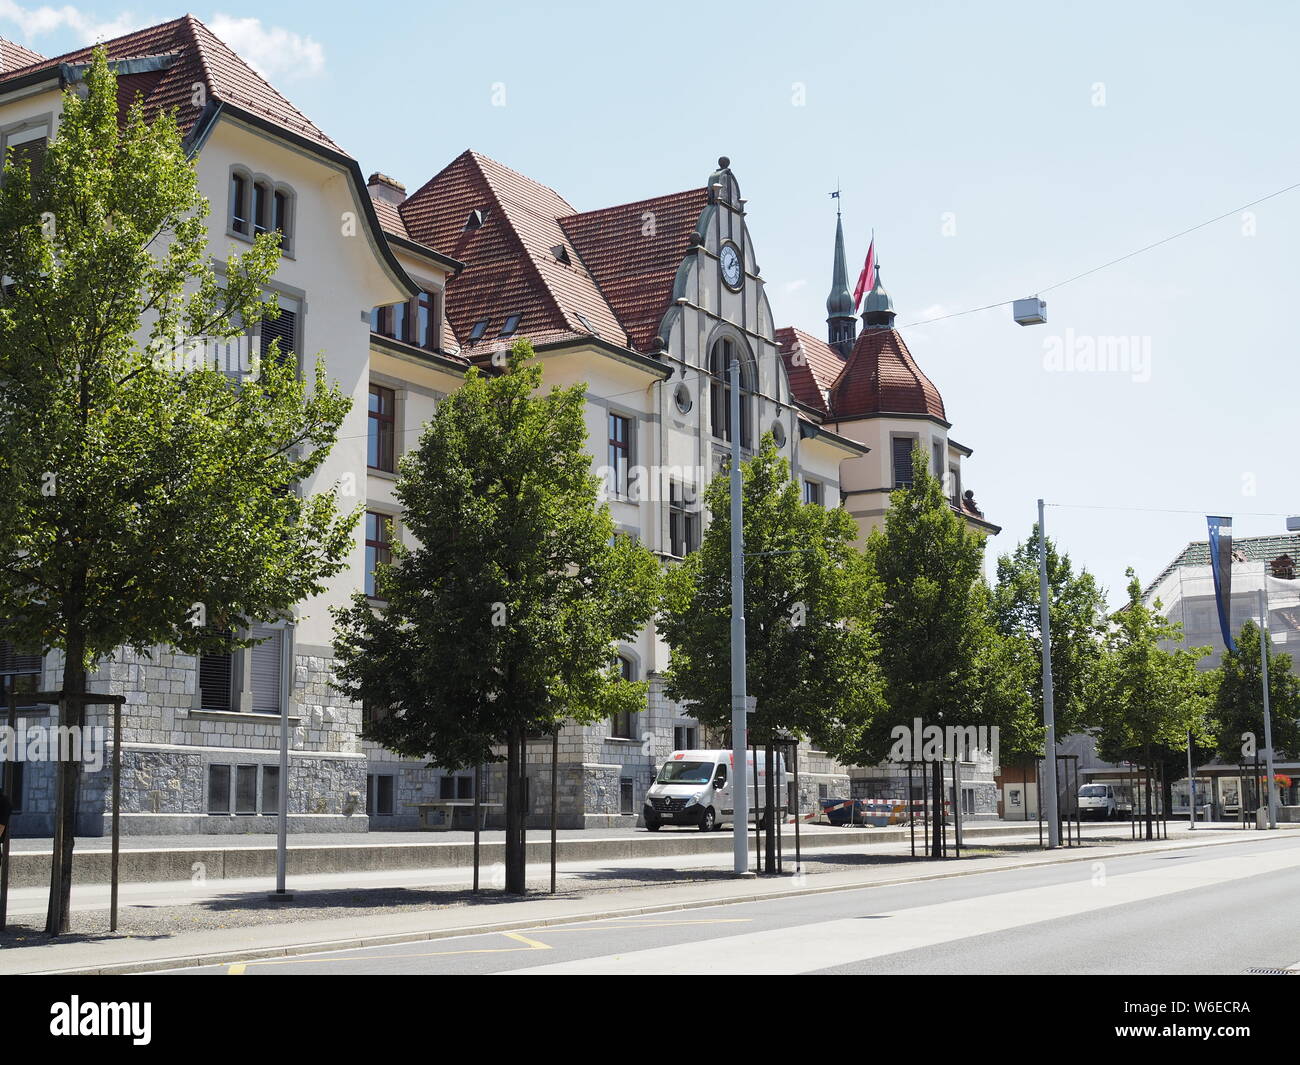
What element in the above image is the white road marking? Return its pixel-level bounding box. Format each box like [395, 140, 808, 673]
[504, 843, 1300, 974]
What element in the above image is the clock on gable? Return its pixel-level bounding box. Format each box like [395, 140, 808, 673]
[719, 241, 743, 290]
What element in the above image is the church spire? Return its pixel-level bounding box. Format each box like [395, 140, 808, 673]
[826, 197, 857, 358]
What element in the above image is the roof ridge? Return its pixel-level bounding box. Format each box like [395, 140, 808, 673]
[185, 14, 342, 154]
[466, 152, 581, 343]
[469, 150, 577, 214]
[472, 153, 623, 343]
[560, 186, 706, 221]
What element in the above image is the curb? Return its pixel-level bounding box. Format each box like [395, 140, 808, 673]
[30, 829, 1258, 976]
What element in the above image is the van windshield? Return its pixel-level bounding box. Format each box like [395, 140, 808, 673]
[1079, 785, 1108, 797]
[657, 761, 715, 785]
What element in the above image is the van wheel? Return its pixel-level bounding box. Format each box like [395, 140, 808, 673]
[645, 819, 661, 832]
[698, 807, 715, 832]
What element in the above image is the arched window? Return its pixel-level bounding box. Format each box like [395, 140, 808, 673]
[610, 654, 638, 739]
[709, 337, 753, 447]
[229, 166, 295, 255]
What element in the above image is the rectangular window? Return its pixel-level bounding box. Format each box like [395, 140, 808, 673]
[198, 648, 233, 712]
[610, 655, 637, 739]
[669, 482, 700, 556]
[932, 440, 943, 477]
[457, 775, 474, 800]
[235, 765, 258, 814]
[365, 512, 393, 599]
[230, 173, 249, 234]
[273, 190, 288, 236]
[5, 127, 48, 181]
[673, 725, 698, 751]
[416, 291, 439, 350]
[0, 638, 42, 707]
[260, 305, 297, 365]
[262, 765, 280, 815]
[207, 765, 231, 814]
[248, 625, 282, 714]
[803, 479, 823, 506]
[620, 779, 635, 815]
[367, 774, 394, 816]
[390, 299, 409, 344]
[252, 181, 270, 235]
[892, 437, 916, 489]
[607, 413, 631, 497]
[368, 384, 396, 472]
[948, 466, 960, 507]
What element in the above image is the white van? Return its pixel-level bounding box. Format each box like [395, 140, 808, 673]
[644, 749, 787, 831]
[1078, 783, 1133, 821]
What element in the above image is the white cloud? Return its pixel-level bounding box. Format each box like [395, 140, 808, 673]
[0, 1, 143, 43]
[208, 14, 324, 80]
[783, 279, 807, 294]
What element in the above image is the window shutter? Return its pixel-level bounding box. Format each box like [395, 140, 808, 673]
[198, 652, 233, 711]
[892, 437, 915, 488]
[249, 626, 282, 713]
[260, 307, 297, 363]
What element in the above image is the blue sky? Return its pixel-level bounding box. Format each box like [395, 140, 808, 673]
[6, 0, 1298, 605]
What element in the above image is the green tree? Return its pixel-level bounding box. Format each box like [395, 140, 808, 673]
[332, 341, 660, 894]
[0, 51, 356, 933]
[992, 527, 1109, 767]
[1211, 619, 1300, 764]
[1093, 571, 1210, 838]
[845, 448, 1019, 857]
[658, 434, 882, 862]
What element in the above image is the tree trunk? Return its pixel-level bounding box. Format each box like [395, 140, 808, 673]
[505, 727, 526, 894]
[45, 632, 86, 935]
[931, 759, 944, 858]
[763, 742, 776, 873]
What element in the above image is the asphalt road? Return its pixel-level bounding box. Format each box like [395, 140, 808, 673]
[165, 833, 1300, 976]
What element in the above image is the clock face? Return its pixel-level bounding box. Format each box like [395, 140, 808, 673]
[720, 243, 743, 289]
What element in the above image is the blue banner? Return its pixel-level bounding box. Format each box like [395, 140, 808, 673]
[1207, 516, 1236, 653]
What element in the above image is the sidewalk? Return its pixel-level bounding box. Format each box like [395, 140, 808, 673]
[1, 822, 1284, 976]
[0, 819, 1046, 887]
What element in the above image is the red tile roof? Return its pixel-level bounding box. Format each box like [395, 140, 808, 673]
[369, 192, 409, 240]
[1, 38, 43, 72]
[559, 188, 709, 353]
[400, 151, 710, 357]
[401, 150, 631, 352]
[775, 326, 848, 415]
[0, 15, 343, 155]
[831, 328, 947, 421]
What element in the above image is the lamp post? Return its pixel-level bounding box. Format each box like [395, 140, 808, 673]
[729, 357, 751, 876]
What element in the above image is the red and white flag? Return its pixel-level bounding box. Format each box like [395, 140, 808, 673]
[853, 236, 875, 310]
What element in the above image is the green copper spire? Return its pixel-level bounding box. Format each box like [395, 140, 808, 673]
[826, 204, 857, 357]
[861, 263, 896, 330]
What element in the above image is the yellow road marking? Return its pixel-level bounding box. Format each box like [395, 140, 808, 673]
[501, 931, 552, 949]
[213, 917, 748, 971]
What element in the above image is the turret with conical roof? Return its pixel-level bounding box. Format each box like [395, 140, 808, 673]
[861, 263, 895, 329]
[826, 209, 857, 358]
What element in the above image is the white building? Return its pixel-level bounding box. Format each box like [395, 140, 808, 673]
[0, 19, 1000, 833]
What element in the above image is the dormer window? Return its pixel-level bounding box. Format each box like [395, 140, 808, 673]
[500, 314, 521, 337]
[464, 208, 490, 230]
[551, 244, 571, 265]
[468, 319, 489, 342]
[575, 312, 599, 337]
